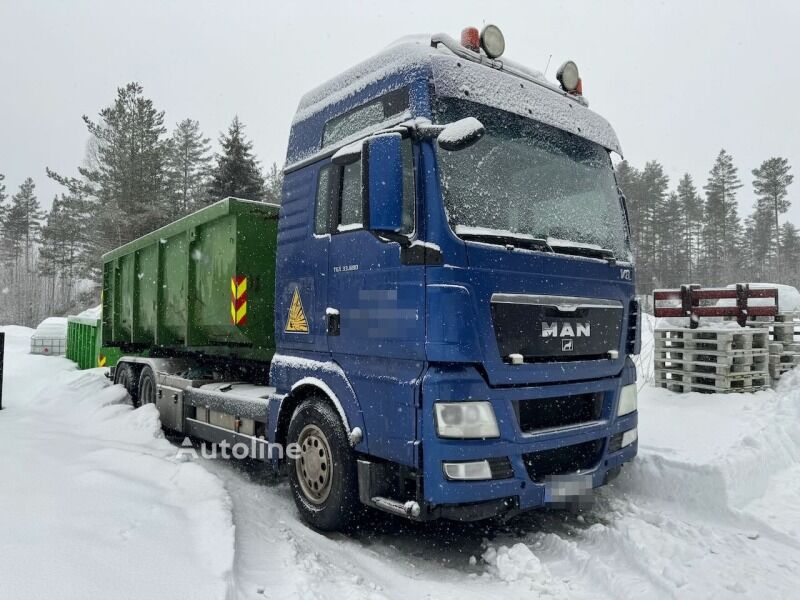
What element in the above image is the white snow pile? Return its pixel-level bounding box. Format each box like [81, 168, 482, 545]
[717, 283, 800, 313]
[74, 304, 103, 322]
[481, 543, 548, 584]
[31, 316, 68, 339]
[0, 326, 234, 600]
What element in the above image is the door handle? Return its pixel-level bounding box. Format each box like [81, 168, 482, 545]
[326, 309, 340, 336]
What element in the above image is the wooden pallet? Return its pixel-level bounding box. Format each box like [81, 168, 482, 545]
[655, 355, 768, 375]
[654, 368, 769, 392]
[654, 328, 769, 353]
[657, 380, 770, 394]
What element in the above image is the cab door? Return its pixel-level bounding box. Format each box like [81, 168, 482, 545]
[325, 139, 425, 466]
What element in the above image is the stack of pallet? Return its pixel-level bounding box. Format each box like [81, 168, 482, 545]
[654, 326, 770, 393]
[765, 315, 800, 384]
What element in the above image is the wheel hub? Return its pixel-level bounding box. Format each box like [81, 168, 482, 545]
[296, 424, 333, 504]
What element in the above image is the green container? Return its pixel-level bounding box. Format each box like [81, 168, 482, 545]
[66, 315, 122, 369]
[101, 198, 279, 363]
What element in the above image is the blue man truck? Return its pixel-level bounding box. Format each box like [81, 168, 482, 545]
[104, 26, 640, 531]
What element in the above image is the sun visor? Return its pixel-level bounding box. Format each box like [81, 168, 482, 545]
[431, 54, 622, 156]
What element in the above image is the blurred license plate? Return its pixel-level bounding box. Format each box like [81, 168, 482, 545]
[544, 473, 593, 503]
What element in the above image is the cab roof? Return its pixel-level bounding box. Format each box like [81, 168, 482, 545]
[286, 33, 622, 169]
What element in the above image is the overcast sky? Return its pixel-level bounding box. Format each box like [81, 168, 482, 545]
[2, 0, 799, 224]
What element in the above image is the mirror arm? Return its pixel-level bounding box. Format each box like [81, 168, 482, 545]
[412, 123, 446, 141]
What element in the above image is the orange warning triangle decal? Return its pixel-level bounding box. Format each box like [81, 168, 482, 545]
[285, 287, 309, 333]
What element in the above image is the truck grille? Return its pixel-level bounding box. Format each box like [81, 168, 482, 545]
[522, 439, 604, 482]
[491, 294, 623, 362]
[515, 392, 604, 433]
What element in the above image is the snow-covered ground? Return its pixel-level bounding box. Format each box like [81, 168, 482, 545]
[1, 322, 800, 599]
[0, 326, 234, 600]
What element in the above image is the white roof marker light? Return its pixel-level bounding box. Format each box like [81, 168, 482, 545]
[480, 24, 505, 58]
[556, 60, 583, 95]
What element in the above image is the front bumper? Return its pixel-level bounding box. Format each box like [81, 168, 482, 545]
[420, 361, 638, 516]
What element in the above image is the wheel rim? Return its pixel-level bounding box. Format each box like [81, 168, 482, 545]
[140, 374, 155, 405]
[295, 424, 334, 505]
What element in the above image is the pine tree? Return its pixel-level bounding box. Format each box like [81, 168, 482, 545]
[702, 149, 743, 285]
[0, 174, 7, 237]
[2, 178, 44, 271]
[208, 117, 265, 201]
[39, 192, 88, 312]
[165, 118, 212, 216]
[263, 162, 284, 205]
[659, 191, 687, 286]
[638, 161, 669, 293]
[676, 174, 703, 283]
[779, 222, 800, 287]
[79, 82, 169, 255]
[752, 157, 793, 280]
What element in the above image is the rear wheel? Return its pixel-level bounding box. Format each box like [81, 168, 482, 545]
[287, 397, 360, 531]
[114, 362, 140, 406]
[138, 366, 157, 407]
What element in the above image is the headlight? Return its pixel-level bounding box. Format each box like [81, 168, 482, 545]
[617, 384, 637, 417]
[435, 401, 500, 439]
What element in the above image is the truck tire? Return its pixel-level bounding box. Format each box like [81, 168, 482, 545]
[137, 366, 157, 407]
[287, 397, 360, 531]
[114, 362, 140, 407]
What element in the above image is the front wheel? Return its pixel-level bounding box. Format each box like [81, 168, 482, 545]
[287, 397, 360, 531]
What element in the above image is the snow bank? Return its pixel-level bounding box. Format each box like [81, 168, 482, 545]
[0, 326, 235, 600]
[31, 316, 68, 338]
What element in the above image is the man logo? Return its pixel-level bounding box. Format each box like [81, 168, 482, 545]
[562, 339, 574, 352]
[541, 322, 591, 337]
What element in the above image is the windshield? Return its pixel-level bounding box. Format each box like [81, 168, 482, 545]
[435, 98, 631, 259]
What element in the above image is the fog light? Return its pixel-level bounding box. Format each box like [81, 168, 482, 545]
[617, 384, 637, 416]
[621, 428, 638, 448]
[443, 460, 493, 481]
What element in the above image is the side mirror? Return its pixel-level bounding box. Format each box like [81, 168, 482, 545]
[362, 133, 404, 233]
[437, 117, 485, 151]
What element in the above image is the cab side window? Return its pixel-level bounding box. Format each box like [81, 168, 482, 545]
[314, 166, 331, 234]
[338, 160, 363, 230]
[333, 138, 415, 234]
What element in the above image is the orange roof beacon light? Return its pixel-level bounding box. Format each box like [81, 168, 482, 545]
[460, 26, 480, 52]
[556, 60, 582, 95]
[479, 24, 505, 58]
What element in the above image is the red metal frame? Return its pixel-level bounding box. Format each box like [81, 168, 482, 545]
[654, 284, 778, 328]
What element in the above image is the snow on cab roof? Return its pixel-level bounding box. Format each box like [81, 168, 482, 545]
[293, 33, 621, 155]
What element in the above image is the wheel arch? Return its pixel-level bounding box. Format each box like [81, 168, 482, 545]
[275, 377, 362, 451]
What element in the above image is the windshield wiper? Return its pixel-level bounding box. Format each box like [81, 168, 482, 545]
[546, 238, 616, 261]
[457, 230, 553, 253]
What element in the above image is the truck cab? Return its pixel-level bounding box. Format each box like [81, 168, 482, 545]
[270, 28, 639, 527]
